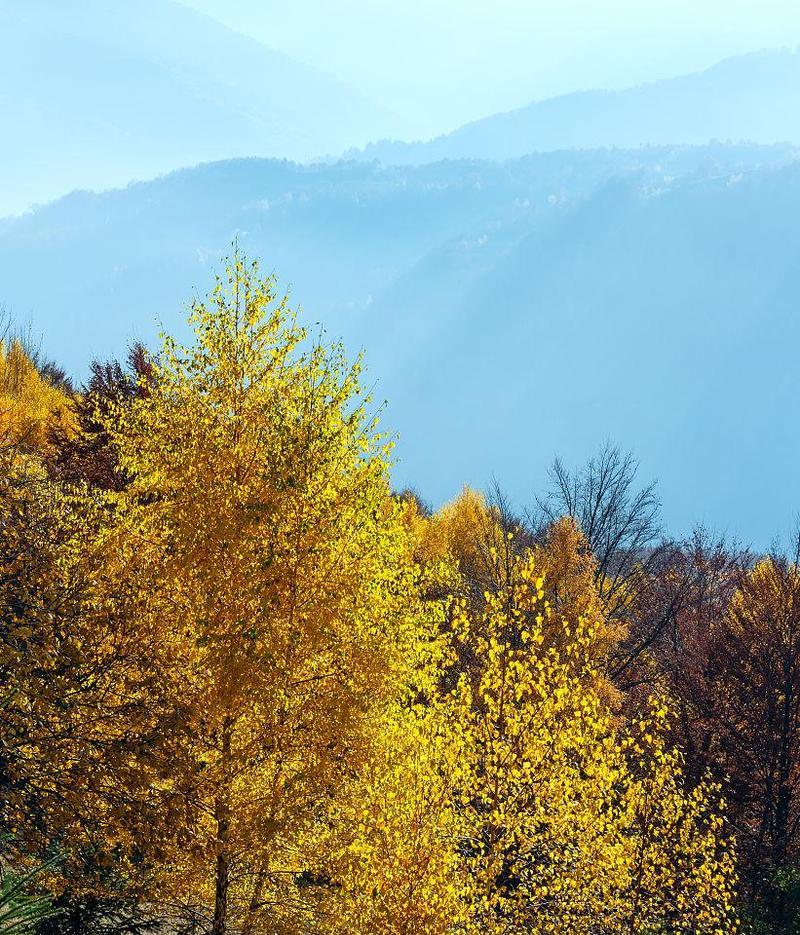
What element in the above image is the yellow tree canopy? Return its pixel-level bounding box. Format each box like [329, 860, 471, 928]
[329, 550, 738, 935]
[448, 552, 737, 934]
[89, 254, 418, 934]
[530, 516, 626, 704]
[0, 340, 75, 455]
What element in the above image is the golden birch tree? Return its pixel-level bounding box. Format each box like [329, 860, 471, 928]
[91, 253, 415, 934]
[328, 542, 738, 935]
[449, 550, 738, 934]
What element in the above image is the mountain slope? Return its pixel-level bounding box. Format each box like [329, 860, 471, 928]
[354, 49, 800, 164]
[0, 145, 798, 543]
[376, 167, 800, 545]
[0, 0, 400, 215]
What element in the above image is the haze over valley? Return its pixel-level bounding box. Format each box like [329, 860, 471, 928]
[3, 0, 800, 546]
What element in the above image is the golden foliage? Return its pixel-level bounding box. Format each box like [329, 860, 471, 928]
[87, 254, 417, 932]
[0, 449, 163, 896]
[0, 341, 74, 455]
[530, 516, 626, 705]
[0, 258, 740, 935]
[420, 487, 499, 567]
[332, 551, 738, 935]
[320, 700, 465, 935]
[448, 554, 737, 933]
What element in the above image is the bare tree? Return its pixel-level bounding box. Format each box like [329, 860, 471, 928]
[532, 443, 697, 688]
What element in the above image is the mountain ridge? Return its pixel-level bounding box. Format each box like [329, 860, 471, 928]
[349, 48, 800, 164]
[1, 143, 798, 543]
[0, 0, 402, 215]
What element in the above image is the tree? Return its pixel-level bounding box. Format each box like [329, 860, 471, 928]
[0, 447, 173, 929]
[444, 549, 737, 934]
[328, 543, 737, 934]
[0, 333, 166, 928]
[0, 340, 75, 456]
[535, 444, 699, 690]
[311, 546, 466, 935]
[90, 254, 416, 934]
[318, 697, 465, 935]
[48, 344, 152, 490]
[417, 487, 517, 600]
[416, 489, 624, 703]
[669, 534, 800, 933]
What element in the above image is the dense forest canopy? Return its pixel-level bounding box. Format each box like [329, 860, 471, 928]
[1, 254, 798, 933]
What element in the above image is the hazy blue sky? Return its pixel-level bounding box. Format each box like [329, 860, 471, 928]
[180, 0, 800, 134]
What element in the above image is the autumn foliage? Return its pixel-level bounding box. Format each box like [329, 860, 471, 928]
[4, 251, 787, 934]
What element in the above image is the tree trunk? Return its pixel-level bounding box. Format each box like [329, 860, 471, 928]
[212, 844, 230, 935]
[212, 719, 233, 935]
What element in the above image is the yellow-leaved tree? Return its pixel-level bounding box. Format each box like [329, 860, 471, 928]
[415, 486, 521, 605]
[0, 340, 74, 455]
[449, 550, 737, 934]
[318, 695, 465, 935]
[327, 544, 738, 935]
[91, 254, 416, 934]
[312, 549, 465, 935]
[0, 446, 167, 911]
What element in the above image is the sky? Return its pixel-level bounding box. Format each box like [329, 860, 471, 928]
[180, 0, 800, 135]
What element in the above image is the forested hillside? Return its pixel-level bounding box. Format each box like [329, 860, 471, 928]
[2, 255, 800, 933]
[1, 144, 799, 543]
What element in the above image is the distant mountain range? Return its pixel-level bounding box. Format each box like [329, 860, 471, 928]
[5, 2, 800, 220]
[352, 49, 800, 164]
[0, 0, 402, 215]
[1, 143, 798, 544]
